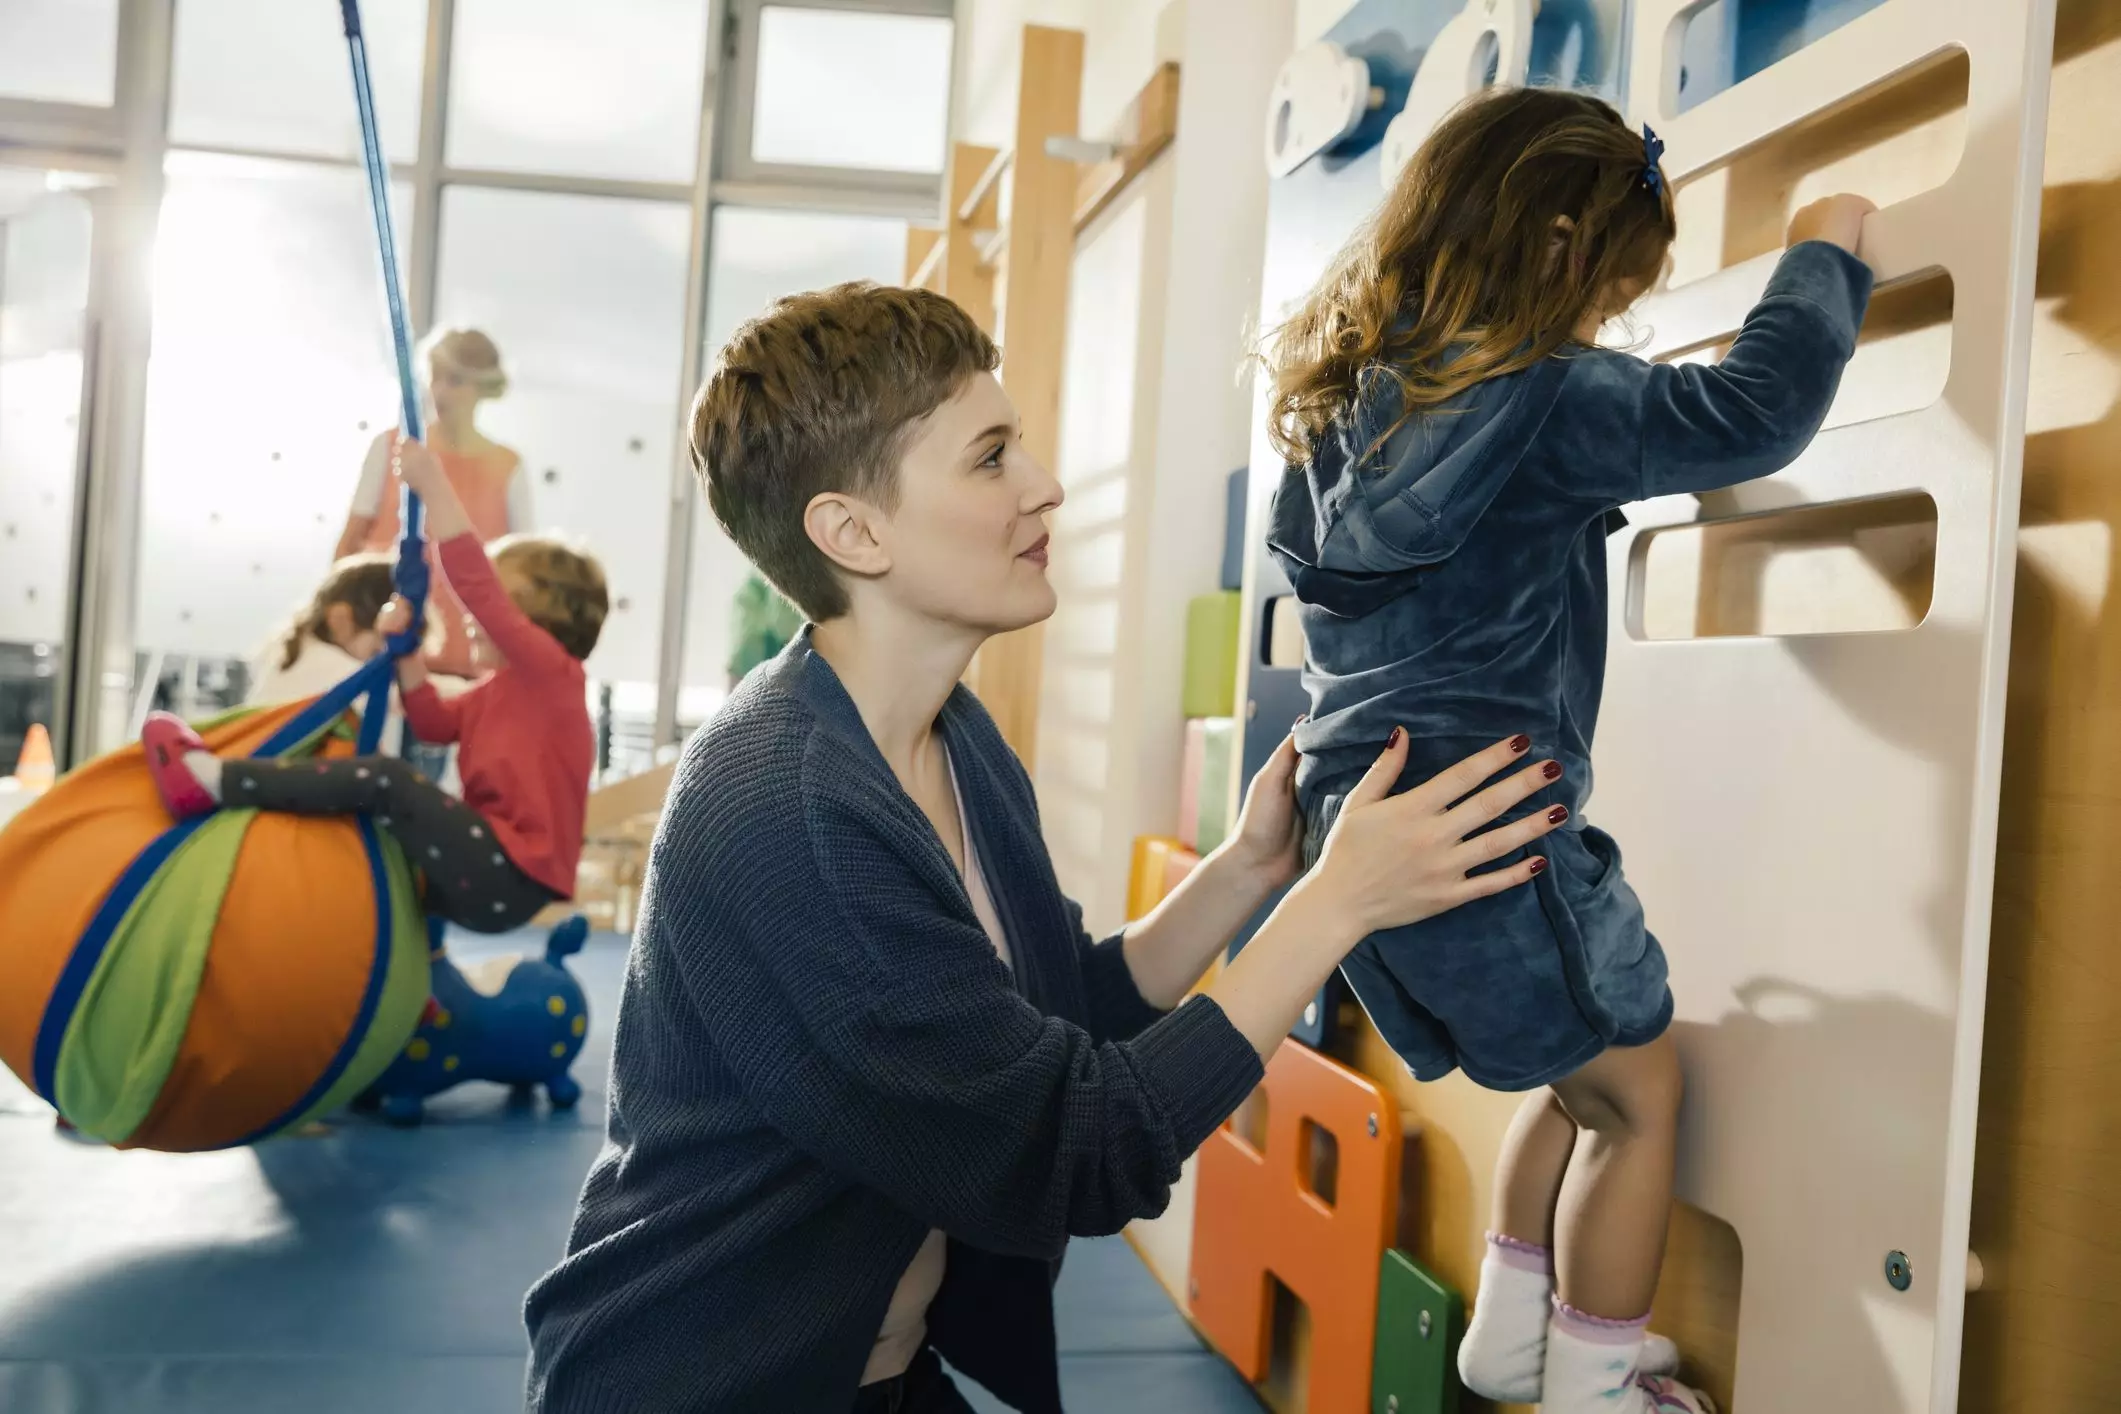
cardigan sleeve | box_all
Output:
[1067,897,1167,1043]
[655,762,1264,1262]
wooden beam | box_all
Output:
[957,146,1014,224]
[970,24,1084,768]
[903,226,943,288]
[943,141,1001,333]
[1074,62,1182,232]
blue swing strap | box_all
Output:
[263,0,432,761]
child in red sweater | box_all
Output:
[142,437,607,932]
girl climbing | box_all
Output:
[1264,88,1875,1414]
[144,436,608,933]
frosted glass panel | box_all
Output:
[0,0,119,107]
[683,205,904,709]
[137,155,412,663]
[0,176,93,775]
[435,186,693,684]
[171,0,428,162]
[752,6,952,173]
[448,0,710,183]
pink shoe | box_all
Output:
[141,712,217,819]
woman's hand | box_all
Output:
[377,597,413,637]
[1222,728,1304,890]
[390,432,474,540]
[392,433,447,498]
[1306,729,1565,938]
[1786,193,1876,255]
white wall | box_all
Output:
[1295,0,1360,45]
[954,0,1181,151]
[971,0,1297,1304]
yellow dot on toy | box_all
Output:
[547,995,566,1016]
[442,1055,459,1072]
[406,1039,430,1061]
[570,1015,585,1037]
[550,1042,567,1059]
[432,1008,451,1029]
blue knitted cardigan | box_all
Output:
[524,633,1264,1413]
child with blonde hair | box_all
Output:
[1267,87,1875,1413]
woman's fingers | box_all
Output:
[1457,798,1568,866]
[1399,735,1537,815]
[1343,726,1409,811]
[1440,755,1562,834]
[1452,853,1551,903]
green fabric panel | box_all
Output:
[280,831,432,1131]
[1182,591,1243,719]
[54,812,250,1144]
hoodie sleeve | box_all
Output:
[1557,242,1873,507]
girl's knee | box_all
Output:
[1552,1034,1682,1136]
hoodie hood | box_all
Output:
[1268,354,1573,619]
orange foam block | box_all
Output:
[1190,1040,1404,1414]
[1125,835,1200,922]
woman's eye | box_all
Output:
[979,442,1006,469]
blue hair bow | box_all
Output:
[1641,123,1666,194]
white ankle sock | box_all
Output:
[1456,1233,1552,1402]
[183,750,224,803]
[1544,1301,1715,1414]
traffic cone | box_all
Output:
[11,723,54,795]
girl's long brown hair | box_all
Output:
[276,553,397,670]
[1265,87,1675,466]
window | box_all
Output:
[0,175,94,773]
[170,0,429,162]
[446,0,711,184]
[136,155,412,664]
[681,205,905,707]
[434,186,694,684]
[751,6,952,174]
[0,0,120,108]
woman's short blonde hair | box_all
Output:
[422,328,509,400]
[490,534,609,660]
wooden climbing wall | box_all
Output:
[1226,1,2121,1411]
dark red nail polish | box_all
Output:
[1529,857,1548,876]
[1548,805,1569,824]
[1542,761,1563,780]
[1509,734,1531,754]
[1388,726,1405,749]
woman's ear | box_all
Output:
[804,492,892,581]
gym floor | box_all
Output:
[0,930,1257,1413]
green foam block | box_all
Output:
[1183,591,1243,720]
[1372,1248,1464,1414]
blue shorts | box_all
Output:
[1302,794,1673,1092]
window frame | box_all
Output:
[713,0,955,218]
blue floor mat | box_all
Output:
[0,928,1255,1414]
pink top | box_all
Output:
[361,438,521,679]
[399,534,591,898]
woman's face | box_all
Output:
[427,364,481,421]
[844,371,1062,638]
